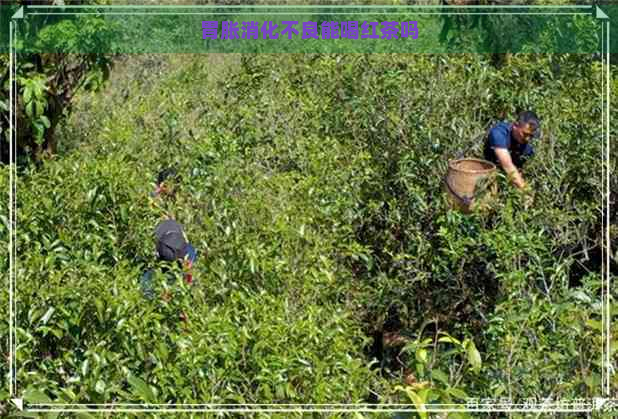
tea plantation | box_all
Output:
[1,51,616,417]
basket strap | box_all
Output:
[444,175,473,206]
[445,172,496,207]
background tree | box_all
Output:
[438,0,603,67]
[0,0,114,163]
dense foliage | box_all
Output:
[200,52,616,405]
[0,0,114,163]
[0,50,615,418]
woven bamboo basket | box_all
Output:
[445,158,497,213]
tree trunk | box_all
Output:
[491,53,512,69]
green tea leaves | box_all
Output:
[127,374,156,402]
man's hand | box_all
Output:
[494,148,526,189]
[512,180,534,209]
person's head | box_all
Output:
[157,167,178,186]
[152,167,179,197]
[512,111,540,145]
[155,219,195,267]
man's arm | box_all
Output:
[494,148,526,189]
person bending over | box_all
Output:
[483,111,540,190]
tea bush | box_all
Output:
[193,52,615,405]
[0,50,616,418]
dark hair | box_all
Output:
[157,167,178,185]
[516,111,540,139]
[516,111,540,130]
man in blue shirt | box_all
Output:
[483,111,540,189]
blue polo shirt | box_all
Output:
[139,243,198,299]
[483,122,534,169]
